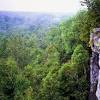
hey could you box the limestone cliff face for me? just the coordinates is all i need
[96,71,100,100]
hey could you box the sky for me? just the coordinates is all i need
[0,0,85,13]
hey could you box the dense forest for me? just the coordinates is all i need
[0,0,100,100]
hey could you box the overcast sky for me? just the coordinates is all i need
[0,0,84,13]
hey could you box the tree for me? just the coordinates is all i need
[0,57,18,100]
[14,73,33,100]
[39,67,62,100]
[82,0,100,27]
[71,44,89,65]
[7,34,37,68]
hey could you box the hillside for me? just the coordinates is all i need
[0,10,90,100]
[0,11,72,36]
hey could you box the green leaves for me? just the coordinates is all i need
[71,44,89,65]
[0,9,92,100]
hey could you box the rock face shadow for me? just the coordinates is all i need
[89,92,98,100]
[96,70,100,100]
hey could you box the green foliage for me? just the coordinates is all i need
[71,44,89,65]
[39,67,61,100]
[14,73,33,100]
[58,62,88,100]
[0,8,93,100]
[23,65,48,100]
[0,57,18,100]
[6,34,37,68]
[83,0,100,27]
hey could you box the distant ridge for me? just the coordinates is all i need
[0,11,72,36]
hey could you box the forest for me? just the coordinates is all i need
[0,0,100,100]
